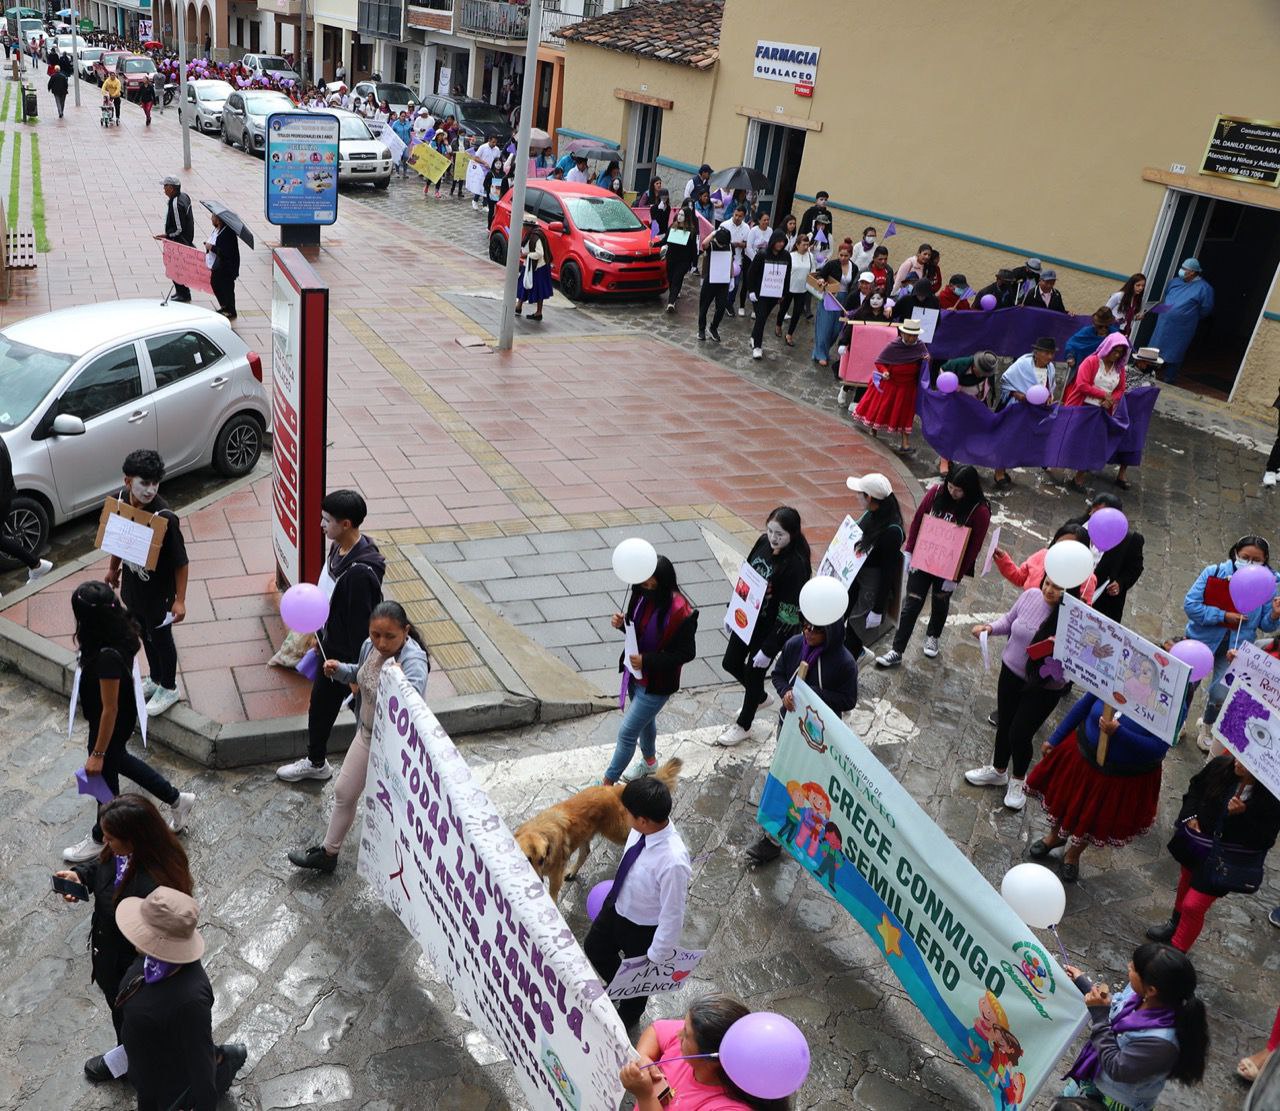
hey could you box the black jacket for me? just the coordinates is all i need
[771,619,858,717]
[165,191,195,245]
[974,280,1016,309]
[209,227,240,280]
[71,857,159,1002]
[1170,756,1280,892]
[745,535,811,658]
[1092,530,1144,620]
[117,956,218,1111]
[1021,285,1066,313]
[798,203,833,241]
[321,535,386,660]
[137,78,155,104]
[745,249,791,300]
[616,587,698,696]
[0,435,13,505]
[47,70,67,96]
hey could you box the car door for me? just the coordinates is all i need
[142,330,230,472]
[44,342,156,516]
[224,92,243,141]
[536,191,568,275]
[183,84,197,128]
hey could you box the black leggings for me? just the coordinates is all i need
[0,499,39,569]
[891,570,954,653]
[776,291,810,335]
[991,664,1065,778]
[749,297,781,347]
[666,259,688,305]
[722,635,769,729]
[307,673,351,766]
[698,283,729,334]
[92,719,179,841]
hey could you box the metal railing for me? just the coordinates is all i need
[457,0,580,44]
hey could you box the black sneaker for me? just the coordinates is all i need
[84,1055,122,1083]
[218,1042,248,1080]
[698,331,706,341]
[709,328,721,343]
[288,845,337,873]
[746,835,782,866]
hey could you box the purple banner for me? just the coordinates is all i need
[927,306,1091,362]
[916,372,1160,470]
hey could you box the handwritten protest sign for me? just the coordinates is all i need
[1052,595,1191,745]
[606,947,705,1001]
[358,667,631,1111]
[760,681,1086,1108]
[464,154,487,196]
[760,262,787,299]
[817,515,866,586]
[411,144,451,183]
[911,516,969,581]
[724,561,767,644]
[160,239,214,295]
[453,149,470,178]
[95,497,169,571]
[380,124,406,162]
[1214,641,1280,797]
[910,307,940,343]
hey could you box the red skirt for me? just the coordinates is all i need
[854,363,918,434]
[1024,732,1163,847]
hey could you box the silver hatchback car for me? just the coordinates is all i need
[0,300,270,556]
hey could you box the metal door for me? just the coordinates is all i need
[629,103,662,194]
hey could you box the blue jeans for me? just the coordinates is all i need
[1200,639,1233,726]
[811,305,841,364]
[604,685,669,783]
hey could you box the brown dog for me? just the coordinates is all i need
[514,758,682,902]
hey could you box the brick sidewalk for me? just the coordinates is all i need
[0,77,913,752]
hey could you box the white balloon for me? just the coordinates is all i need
[799,576,848,626]
[1043,539,1093,591]
[1000,863,1066,930]
[611,538,658,585]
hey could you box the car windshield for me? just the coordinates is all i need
[375,83,415,103]
[256,56,289,70]
[0,337,74,431]
[564,196,643,233]
[244,94,291,115]
[81,49,102,58]
[123,59,155,73]
[457,101,510,133]
[197,85,229,101]
[338,115,372,140]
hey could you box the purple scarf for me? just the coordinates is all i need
[1067,992,1176,1082]
[876,338,930,367]
[143,955,181,983]
[113,854,130,887]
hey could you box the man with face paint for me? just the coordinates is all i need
[105,451,188,716]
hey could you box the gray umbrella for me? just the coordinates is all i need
[199,201,255,249]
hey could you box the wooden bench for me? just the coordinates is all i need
[0,197,36,300]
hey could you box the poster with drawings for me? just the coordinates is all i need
[1052,595,1191,745]
[817,515,866,586]
[1213,641,1280,798]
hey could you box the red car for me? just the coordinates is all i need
[93,49,127,84]
[114,54,158,98]
[489,180,667,300]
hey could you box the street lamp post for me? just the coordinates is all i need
[176,0,190,169]
[496,0,540,353]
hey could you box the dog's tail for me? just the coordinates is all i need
[654,757,683,790]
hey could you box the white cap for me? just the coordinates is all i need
[847,473,893,500]
[858,271,875,284]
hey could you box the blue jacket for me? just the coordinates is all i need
[771,620,858,721]
[1047,693,1178,771]
[332,636,430,723]
[1183,560,1280,652]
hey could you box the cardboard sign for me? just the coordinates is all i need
[910,516,970,581]
[760,261,787,299]
[380,124,406,162]
[1213,641,1280,797]
[411,144,451,183]
[606,947,705,1001]
[1052,595,1191,745]
[708,249,732,285]
[95,498,169,571]
[725,561,767,644]
[160,239,214,295]
[909,306,940,343]
[453,148,470,178]
[666,227,691,247]
[817,515,867,586]
[839,323,895,385]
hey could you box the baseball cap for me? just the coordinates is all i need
[847,473,894,500]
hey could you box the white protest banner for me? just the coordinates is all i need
[760,261,787,299]
[465,156,488,196]
[910,306,940,343]
[358,667,631,1110]
[708,249,732,285]
[724,561,767,644]
[761,681,1087,1108]
[817,515,867,587]
[606,947,705,1001]
[100,513,158,566]
[1213,641,1280,796]
[380,123,406,162]
[1052,595,1191,745]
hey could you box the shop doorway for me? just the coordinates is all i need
[627,102,662,195]
[745,120,805,219]
[1139,190,1280,399]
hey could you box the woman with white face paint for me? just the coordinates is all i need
[717,506,811,747]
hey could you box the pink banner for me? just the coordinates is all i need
[912,516,970,581]
[696,213,714,243]
[161,239,214,295]
[839,323,896,384]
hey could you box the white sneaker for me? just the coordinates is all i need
[1265,471,1278,487]
[837,385,850,405]
[964,764,1009,787]
[169,791,196,833]
[874,649,902,668]
[276,757,334,782]
[922,636,940,658]
[1195,722,1213,753]
[471,199,479,210]
[848,401,859,416]
[62,833,103,863]
[621,757,657,782]
[141,677,159,700]
[26,558,53,582]
[737,307,746,317]
[1003,778,1027,810]
[752,347,762,359]
[665,303,676,314]
[146,686,181,716]
[716,724,751,747]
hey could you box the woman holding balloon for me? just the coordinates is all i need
[1181,536,1280,753]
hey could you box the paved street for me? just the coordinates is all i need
[3,79,1280,1111]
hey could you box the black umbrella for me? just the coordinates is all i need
[707,166,770,193]
[563,139,623,162]
[200,200,255,249]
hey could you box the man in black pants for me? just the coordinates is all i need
[277,490,385,783]
[583,777,691,1030]
[154,175,195,302]
[106,450,188,716]
[0,435,52,591]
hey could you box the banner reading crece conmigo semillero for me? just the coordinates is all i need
[760,681,1087,1110]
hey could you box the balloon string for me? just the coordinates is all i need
[640,1052,718,1070]
[1049,924,1070,967]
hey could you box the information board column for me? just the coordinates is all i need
[264,112,341,248]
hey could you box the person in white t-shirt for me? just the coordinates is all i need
[565,156,589,183]
[719,207,751,316]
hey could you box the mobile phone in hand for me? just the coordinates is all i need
[1072,972,1094,994]
[52,875,89,901]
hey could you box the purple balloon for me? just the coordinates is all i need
[1089,507,1128,552]
[585,880,612,921]
[1026,384,1050,405]
[1230,564,1278,614]
[719,1012,810,1098]
[980,294,997,311]
[280,583,330,635]
[1170,639,1215,682]
[936,371,959,394]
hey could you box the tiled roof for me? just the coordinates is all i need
[555,0,723,70]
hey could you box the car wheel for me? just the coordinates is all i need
[213,413,263,477]
[374,178,389,190]
[560,261,583,301]
[221,125,231,145]
[2,495,50,563]
[240,132,251,154]
[488,231,507,265]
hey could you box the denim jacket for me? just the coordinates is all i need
[332,637,429,723]
[1183,560,1280,653]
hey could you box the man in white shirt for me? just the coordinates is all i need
[719,207,751,316]
[565,156,589,184]
[583,777,691,1029]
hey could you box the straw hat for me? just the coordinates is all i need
[896,319,923,336]
[115,887,205,964]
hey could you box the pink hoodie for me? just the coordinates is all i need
[993,547,1097,604]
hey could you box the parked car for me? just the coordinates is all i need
[114,53,158,99]
[76,47,103,80]
[0,301,269,557]
[180,78,233,134]
[241,52,300,82]
[489,181,667,301]
[54,34,88,55]
[416,92,511,140]
[93,49,127,84]
[308,108,392,188]
[221,89,296,153]
[352,80,419,114]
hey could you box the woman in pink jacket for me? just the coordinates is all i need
[1063,333,1130,491]
[993,522,1097,604]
